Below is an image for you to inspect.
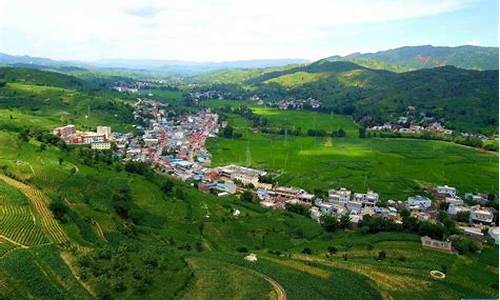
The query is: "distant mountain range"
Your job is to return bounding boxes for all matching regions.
[0,52,309,75]
[326,45,499,72]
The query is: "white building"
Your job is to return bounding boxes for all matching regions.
[433,185,457,198]
[447,204,470,216]
[328,188,351,204]
[96,126,112,139]
[91,142,111,150]
[406,195,432,211]
[445,197,464,206]
[469,206,494,225]
[488,227,499,244]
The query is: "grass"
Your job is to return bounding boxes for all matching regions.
[206,104,498,199]
[181,257,274,300]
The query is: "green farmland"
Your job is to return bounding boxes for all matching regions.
[206,101,498,199]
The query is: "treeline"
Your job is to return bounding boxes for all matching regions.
[368,130,497,151]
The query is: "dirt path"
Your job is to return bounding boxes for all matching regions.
[0,235,28,248]
[231,264,287,300]
[60,252,96,298]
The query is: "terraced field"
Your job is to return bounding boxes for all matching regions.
[0,205,48,246]
[0,175,70,247]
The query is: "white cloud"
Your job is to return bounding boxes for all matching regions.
[0,0,474,61]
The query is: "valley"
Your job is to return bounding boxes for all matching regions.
[0,44,498,300]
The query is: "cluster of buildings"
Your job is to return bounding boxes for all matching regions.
[112,79,167,94]
[274,98,321,110]
[193,163,500,246]
[52,125,112,149]
[116,98,219,179]
[368,120,454,135]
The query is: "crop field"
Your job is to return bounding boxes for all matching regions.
[0,180,49,246]
[207,105,498,199]
[181,257,274,300]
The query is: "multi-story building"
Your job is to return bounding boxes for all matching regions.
[96,126,112,139]
[52,125,76,138]
[328,188,351,204]
[469,206,494,225]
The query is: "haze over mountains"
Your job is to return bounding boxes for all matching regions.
[1,45,498,75]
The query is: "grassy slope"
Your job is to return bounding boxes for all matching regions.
[206,101,498,199]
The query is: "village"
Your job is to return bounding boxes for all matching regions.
[52,99,499,254]
[367,106,492,140]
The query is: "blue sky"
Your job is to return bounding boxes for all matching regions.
[0,0,498,61]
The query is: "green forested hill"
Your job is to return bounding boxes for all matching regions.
[325,45,499,72]
[201,60,498,134]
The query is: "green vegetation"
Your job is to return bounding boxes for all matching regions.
[199,59,499,135]
[0,67,496,300]
[207,103,498,200]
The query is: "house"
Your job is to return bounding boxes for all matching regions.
[406,195,432,211]
[96,126,112,139]
[346,201,362,214]
[433,185,457,199]
[420,236,453,253]
[354,190,379,206]
[273,186,303,199]
[310,207,322,222]
[459,226,485,240]
[488,227,499,244]
[469,206,494,225]
[445,197,464,206]
[52,125,76,138]
[328,188,351,204]
[91,142,111,150]
[464,193,489,204]
[447,204,470,216]
[218,165,267,186]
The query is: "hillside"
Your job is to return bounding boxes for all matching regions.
[202,60,498,134]
[325,45,499,72]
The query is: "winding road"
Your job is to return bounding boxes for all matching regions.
[231,263,287,300]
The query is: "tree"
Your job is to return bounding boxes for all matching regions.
[223,125,234,138]
[377,250,386,260]
[456,211,470,223]
[240,190,254,202]
[321,215,339,232]
[49,200,69,222]
[337,128,346,137]
[339,214,351,230]
[326,246,337,255]
[302,247,313,255]
[161,179,174,194]
[58,157,64,165]
[358,127,367,138]
[285,203,310,216]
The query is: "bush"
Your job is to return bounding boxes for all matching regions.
[452,236,482,254]
[320,215,339,232]
[49,200,69,223]
[377,250,386,260]
[236,246,249,253]
[302,247,313,255]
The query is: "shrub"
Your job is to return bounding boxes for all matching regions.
[302,247,313,255]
